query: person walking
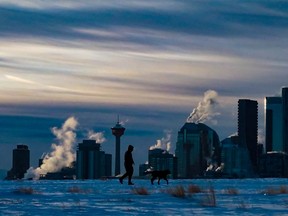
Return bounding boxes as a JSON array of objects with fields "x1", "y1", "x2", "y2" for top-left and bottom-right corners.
[{"x1": 119, "y1": 145, "x2": 134, "y2": 185}]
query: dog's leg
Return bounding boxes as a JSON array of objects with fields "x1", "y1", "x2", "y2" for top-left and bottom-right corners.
[
  {"x1": 164, "y1": 177, "x2": 168, "y2": 184},
  {"x1": 151, "y1": 177, "x2": 155, "y2": 185}
]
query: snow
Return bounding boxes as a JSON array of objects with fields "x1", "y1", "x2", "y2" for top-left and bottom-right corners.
[{"x1": 0, "y1": 178, "x2": 287, "y2": 215}]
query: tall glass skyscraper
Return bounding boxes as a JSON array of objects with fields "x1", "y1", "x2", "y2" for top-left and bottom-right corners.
[
  {"x1": 265, "y1": 97, "x2": 282, "y2": 152},
  {"x1": 76, "y1": 140, "x2": 112, "y2": 179},
  {"x1": 282, "y1": 87, "x2": 288, "y2": 153},
  {"x1": 265, "y1": 87, "x2": 288, "y2": 153},
  {"x1": 175, "y1": 122, "x2": 220, "y2": 178},
  {"x1": 238, "y1": 99, "x2": 258, "y2": 170}
]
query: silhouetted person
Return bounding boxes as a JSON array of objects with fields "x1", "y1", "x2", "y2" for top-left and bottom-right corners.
[{"x1": 119, "y1": 145, "x2": 134, "y2": 185}]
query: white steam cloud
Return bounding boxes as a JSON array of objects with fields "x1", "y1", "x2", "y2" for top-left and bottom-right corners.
[
  {"x1": 228, "y1": 132, "x2": 238, "y2": 138},
  {"x1": 25, "y1": 116, "x2": 78, "y2": 180},
  {"x1": 119, "y1": 118, "x2": 129, "y2": 126},
  {"x1": 149, "y1": 130, "x2": 172, "y2": 152},
  {"x1": 88, "y1": 130, "x2": 106, "y2": 144},
  {"x1": 187, "y1": 90, "x2": 220, "y2": 124}
]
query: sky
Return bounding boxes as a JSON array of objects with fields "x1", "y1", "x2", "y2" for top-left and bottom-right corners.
[{"x1": 1, "y1": 0, "x2": 288, "y2": 174}]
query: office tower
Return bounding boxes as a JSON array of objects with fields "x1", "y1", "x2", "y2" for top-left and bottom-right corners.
[
  {"x1": 175, "y1": 122, "x2": 220, "y2": 178},
  {"x1": 111, "y1": 120, "x2": 125, "y2": 176},
  {"x1": 238, "y1": 99, "x2": 258, "y2": 170},
  {"x1": 282, "y1": 87, "x2": 288, "y2": 153},
  {"x1": 104, "y1": 154, "x2": 112, "y2": 177},
  {"x1": 76, "y1": 140, "x2": 112, "y2": 179},
  {"x1": 265, "y1": 97, "x2": 282, "y2": 152},
  {"x1": 6, "y1": 145, "x2": 30, "y2": 180},
  {"x1": 264, "y1": 87, "x2": 288, "y2": 153},
  {"x1": 148, "y1": 148, "x2": 178, "y2": 179}
]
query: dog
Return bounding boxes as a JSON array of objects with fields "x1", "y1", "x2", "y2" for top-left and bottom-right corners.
[{"x1": 144, "y1": 169, "x2": 171, "y2": 185}]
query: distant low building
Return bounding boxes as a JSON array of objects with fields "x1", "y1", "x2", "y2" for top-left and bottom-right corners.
[
  {"x1": 258, "y1": 152, "x2": 288, "y2": 177},
  {"x1": 39, "y1": 162, "x2": 76, "y2": 180},
  {"x1": 76, "y1": 140, "x2": 112, "y2": 179},
  {"x1": 6, "y1": 145, "x2": 30, "y2": 180}
]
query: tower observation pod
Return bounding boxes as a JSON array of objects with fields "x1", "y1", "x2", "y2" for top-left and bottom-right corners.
[{"x1": 111, "y1": 119, "x2": 125, "y2": 176}]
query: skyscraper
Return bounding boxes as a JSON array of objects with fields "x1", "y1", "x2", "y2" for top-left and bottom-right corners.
[
  {"x1": 238, "y1": 99, "x2": 258, "y2": 170},
  {"x1": 6, "y1": 145, "x2": 30, "y2": 180},
  {"x1": 265, "y1": 97, "x2": 282, "y2": 152},
  {"x1": 76, "y1": 140, "x2": 112, "y2": 179},
  {"x1": 282, "y1": 87, "x2": 288, "y2": 153},
  {"x1": 175, "y1": 122, "x2": 221, "y2": 178},
  {"x1": 264, "y1": 87, "x2": 288, "y2": 153},
  {"x1": 111, "y1": 120, "x2": 125, "y2": 176}
]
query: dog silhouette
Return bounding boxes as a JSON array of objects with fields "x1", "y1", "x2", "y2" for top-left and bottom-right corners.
[{"x1": 144, "y1": 169, "x2": 171, "y2": 185}]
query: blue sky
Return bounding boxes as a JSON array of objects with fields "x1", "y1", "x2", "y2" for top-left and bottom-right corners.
[{"x1": 1, "y1": 1, "x2": 288, "y2": 173}]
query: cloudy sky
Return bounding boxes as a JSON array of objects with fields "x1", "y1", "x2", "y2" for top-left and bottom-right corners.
[{"x1": 1, "y1": 1, "x2": 288, "y2": 174}]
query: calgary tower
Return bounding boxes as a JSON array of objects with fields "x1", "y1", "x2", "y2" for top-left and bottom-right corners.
[{"x1": 111, "y1": 117, "x2": 125, "y2": 176}]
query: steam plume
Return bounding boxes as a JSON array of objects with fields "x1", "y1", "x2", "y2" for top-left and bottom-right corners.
[
  {"x1": 149, "y1": 130, "x2": 172, "y2": 152},
  {"x1": 228, "y1": 132, "x2": 238, "y2": 138},
  {"x1": 88, "y1": 130, "x2": 106, "y2": 144},
  {"x1": 187, "y1": 90, "x2": 219, "y2": 123},
  {"x1": 119, "y1": 119, "x2": 129, "y2": 126},
  {"x1": 25, "y1": 116, "x2": 78, "y2": 180}
]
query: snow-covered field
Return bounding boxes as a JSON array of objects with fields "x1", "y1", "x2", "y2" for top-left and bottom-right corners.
[{"x1": 0, "y1": 178, "x2": 287, "y2": 215}]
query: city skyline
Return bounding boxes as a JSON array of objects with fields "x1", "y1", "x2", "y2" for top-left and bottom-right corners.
[{"x1": 1, "y1": 1, "x2": 288, "y2": 171}]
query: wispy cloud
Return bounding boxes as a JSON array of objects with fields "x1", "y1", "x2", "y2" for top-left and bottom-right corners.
[
  {"x1": 4, "y1": 74, "x2": 83, "y2": 95},
  {"x1": 0, "y1": 0, "x2": 184, "y2": 11},
  {"x1": 5, "y1": 75, "x2": 36, "y2": 85}
]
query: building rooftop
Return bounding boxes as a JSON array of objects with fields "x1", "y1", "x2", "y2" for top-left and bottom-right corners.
[{"x1": 179, "y1": 122, "x2": 216, "y2": 133}]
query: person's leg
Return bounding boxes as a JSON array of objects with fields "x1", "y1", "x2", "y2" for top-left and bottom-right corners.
[
  {"x1": 119, "y1": 168, "x2": 129, "y2": 184},
  {"x1": 119, "y1": 173, "x2": 127, "y2": 184},
  {"x1": 121, "y1": 172, "x2": 128, "y2": 179},
  {"x1": 128, "y1": 166, "x2": 134, "y2": 185},
  {"x1": 128, "y1": 175, "x2": 133, "y2": 185}
]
